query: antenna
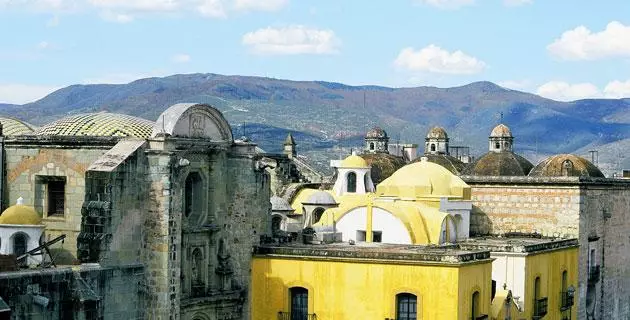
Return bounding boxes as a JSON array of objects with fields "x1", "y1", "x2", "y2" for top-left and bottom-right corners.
[
  {"x1": 500, "y1": 112, "x2": 504, "y2": 123},
  {"x1": 589, "y1": 150, "x2": 599, "y2": 165}
]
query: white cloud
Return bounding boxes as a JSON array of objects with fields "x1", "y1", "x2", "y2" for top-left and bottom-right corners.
[
  {"x1": 603, "y1": 80, "x2": 630, "y2": 99},
  {"x1": 414, "y1": 0, "x2": 474, "y2": 9},
  {"x1": 88, "y1": 0, "x2": 179, "y2": 12},
  {"x1": 503, "y1": 0, "x2": 531, "y2": 6},
  {"x1": 548, "y1": 21, "x2": 630, "y2": 60},
  {"x1": 197, "y1": 0, "x2": 226, "y2": 18},
  {"x1": 99, "y1": 10, "x2": 134, "y2": 22},
  {"x1": 171, "y1": 53, "x2": 191, "y2": 63},
  {"x1": 242, "y1": 26, "x2": 340, "y2": 55},
  {"x1": 0, "y1": 84, "x2": 61, "y2": 104},
  {"x1": 234, "y1": 0, "x2": 287, "y2": 12},
  {"x1": 394, "y1": 44, "x2": 486, "y2": 75},
  {"x1": 536, "y1": 81, "x2": 601, "y2": 101},
  {"x1": 38, "y1": 41, "x2": 50, "y2": 49}
]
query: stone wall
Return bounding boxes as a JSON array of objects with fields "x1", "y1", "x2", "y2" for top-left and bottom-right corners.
[
  {"x1": 0, "y1": 263, "x2": 144, "y2": 320},
  {"x1": 578, "y1": 183, "x2": 630, "y2": 320},
  {"x1": 4, "y1": 137, "x2": 117, "y2": 264}
]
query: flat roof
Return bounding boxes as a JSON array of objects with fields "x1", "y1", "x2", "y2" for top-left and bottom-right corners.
[
  {"x1": 255, "y1": 242, "x2": 491, "y2": 265},
  {"x1": 460, "y1": 236, "x2": 578, "y2": 253}
]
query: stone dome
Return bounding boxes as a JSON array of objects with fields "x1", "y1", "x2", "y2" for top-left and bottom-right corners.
[
  {"x1": 0, "y1": 116, "x2": 35, "y2": 135},
  {"x1": 463, "y1": 152, "x2": 533, "y2": 176},
  {"x1": 365, "y1": 127, "x2": 388, "y2": 139},
  {"x1": 34, "y1": 112, "x2": 154, "y2": 138},
  {"x1": 411, "y1": 154, "x2": 465, "y2": 175},
  {"x1": 0, "y1": 198, "x2": 42, "y2": 225},
  {"x1": 270, "y1": 196, "x2": 294, "y2": 212},
  {"x1": 361, "y1": 153, "x2": 407, "y2": 184},
  {"x1": 304, "y1": 191, "x2": 337, "y2": 205},
  {"x1": 529, "y1": 154, "x2": 604, "y2": 178},
  {"x1": 340, "y1": 153, "x2": 369, "y2": 168},
  {"x1": 490, "y1": 124, "x2": 512, "y2": 138},
  {"x1": 426, "y1": 126, "x2": 448, "y2": 140}
]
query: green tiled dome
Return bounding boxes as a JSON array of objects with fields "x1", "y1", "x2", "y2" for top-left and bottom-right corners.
[
  {"x1": 0, "y1": 116, "x2": 35, "y2": 135},
  {"x1": 34, "y1": 113, "x2": 154, "y2": 138}
]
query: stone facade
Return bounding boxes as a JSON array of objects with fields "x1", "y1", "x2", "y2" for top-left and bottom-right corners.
[
  {"x1": 75, "y1": 104, "x2": 271, "y2": 320},
  {"x1": 0, "y1": 263, "x2": 144, "y2": 320},
  {"x1": 463, "y1": 175, "x2": 630, "y2": 320}
]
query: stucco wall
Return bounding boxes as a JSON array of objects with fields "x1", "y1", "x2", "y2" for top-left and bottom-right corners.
[{"x1": 251, "y1": 256, "x2": 492, "y2": 320}]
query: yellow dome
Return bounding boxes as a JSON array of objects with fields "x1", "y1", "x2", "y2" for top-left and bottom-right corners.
[
  {"x1": 377, "y1": 158, "x2": 470, "y2": 199},
  {"x1": 0, "y1": 204, "x2": 42, "y2": 225},
  {"x1": 340, "y1": 154, "x2": 369, "y2": 168}
]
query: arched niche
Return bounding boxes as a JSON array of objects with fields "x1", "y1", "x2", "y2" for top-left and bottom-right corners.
[{"x1": 151, "y1": 103, "x2": 233, "y2": 142}]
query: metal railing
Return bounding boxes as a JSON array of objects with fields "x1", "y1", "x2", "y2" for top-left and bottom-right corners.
[
  {"x1": 533, "y1": 297, "x2": 548, "y2": 319},
  {"x1": 588, "y1": 265, "x2": 600, "y2": 283},
  {"x1": 560, "y1": 291, "x2": 575, "y2": 310},
  {"x1": 277, "y1": 312, "x2": 317, "y2": 320}
]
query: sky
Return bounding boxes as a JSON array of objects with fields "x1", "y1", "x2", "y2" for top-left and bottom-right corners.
[{"x1": 1, "y1": 0, "x2": 630, "y2": 104}]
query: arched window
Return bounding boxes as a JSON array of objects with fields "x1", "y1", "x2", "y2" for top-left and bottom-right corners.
[
  {"x1": 561, "y1": 270, "x2": 568, "y2": 292},
  {"x1": 312, "y1": 208, "x2": 325, "y2": 224},
  {"x1": 430, "y1": 144, "x2": 436, "y2": 152},
  {"x1": 396, "y1": 293, "x2": 417, "y2": 320},
  {"x1": 562, "y1": 160, "x2": 574, "y2": 176},
  {"x1": 13, "y1": 233, "x2": 27, "y2": 266},
  {"x1": 347, "y1": 172, "x2": 357, "y2": 193},
  {"x1": 495, "y1": 142, "x2": 500, "y2": 149},
  {"x1": 370, "y1": 142, "x2": 375, "y2": 150},
  {"x1": 534, "y1": 276, "x2": 541, "y2": 300},
  {"x1": 471, "y1": 291, "x2": 480, "y2": 318},
  {"x1": 271, "y1": 216, "x2": 283, "y2": 233},
  {"x1": 290, "y1": 287, "x2": 308, "y2": 320},
  {"x1": 185, "y1": 172, "x2": 203, "y2": 218},
  {"x1": 364, "y1": 173, "x2": 370, "y2": 192}
]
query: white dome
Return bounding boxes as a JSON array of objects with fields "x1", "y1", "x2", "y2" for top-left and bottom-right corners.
[{"x1": 304, "y1": 191, "x2": 337, "y2": 205}]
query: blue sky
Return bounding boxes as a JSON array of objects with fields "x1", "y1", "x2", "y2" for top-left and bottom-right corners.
[{"x1": 1, "y1": 0, "x2": 630, "y2": 103}]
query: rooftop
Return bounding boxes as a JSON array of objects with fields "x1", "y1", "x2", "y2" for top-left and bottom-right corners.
[
  {"x1": 254, "y1": 242, "x2": 491, "y2": 265},
  {"x1": 460, "y1": 235, "x2": 578, "y2": 253}
]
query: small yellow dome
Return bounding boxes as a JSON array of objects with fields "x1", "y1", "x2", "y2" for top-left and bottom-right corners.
[
  {"x1": 0, "y1": 201, "x2": 42, "y2": 225},
  {"x1": 340, "y1": 154, "x2": 369, "y2": 168}
]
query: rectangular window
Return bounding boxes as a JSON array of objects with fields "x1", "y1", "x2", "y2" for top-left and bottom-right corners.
[
  {"x1": 47, "y1": 180, "x2": 65, "y2": 216},
  {"x1": 373, "y1": 231, "x2": 382, "y2": 242},
  {"x1": 35, "y1": 176, "x2": 66, "y2": 217}
]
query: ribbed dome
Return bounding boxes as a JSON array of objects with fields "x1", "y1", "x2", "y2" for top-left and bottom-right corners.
[
  {"x1": 361, "y1": 152, "x2": 407, "y2": 184},
  {"x1": 340, "y1": 154, "x2": 369, "y2": 168},
  {"x1": 270, "y1": 196, "x2": 294, "y2": 212},
  {"x1": 304, "y1": 191, "x2": 337, "y2": 205},
  {"x1": 0, "y1": 201, "x2": 42, "y2": 225},
  {"x1": 490, "y1": 124, "x2": 512, "y2": 138},
  {"x1": 377, "y1": 159, "x2": 470, "y2": 199},
  {"x1": 411, "y1": 154, "x2": 465, "y2": 175},
  {"x1": 463, "y1": 152, "x2": 533, "y2": 176},
  {"x1": 34, "y1": 113, "x2": 153, "y2": 137},
  {"x1": 365, "y1": 127, "x2": 388, "y2": 139},
  {"x1": 426, "y1": 126, "x2": 448, "y2": 139},
  {"x1": 529, "y1": 154, "x2": 604, "y2": 178},
  {"x1": 0, "y1": 116, "x2": 35, "y2": 135}
]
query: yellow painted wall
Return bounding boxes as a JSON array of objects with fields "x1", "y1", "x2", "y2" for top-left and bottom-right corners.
[
  {"x1": 523, "y1": 247, "x2": 579, "y2": 320},
  {"x1": 251, "y1": 256, "x2": 492, "y2": 320}
]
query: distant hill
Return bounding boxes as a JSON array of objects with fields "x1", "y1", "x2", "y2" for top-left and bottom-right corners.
[{"x1": 1, "y1": 73, "x2": 628, "y2": 176}]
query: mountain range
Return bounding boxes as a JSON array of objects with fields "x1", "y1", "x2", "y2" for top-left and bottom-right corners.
[{"x1": 1, "y1": 73, "x2": 628, "y2": 176}]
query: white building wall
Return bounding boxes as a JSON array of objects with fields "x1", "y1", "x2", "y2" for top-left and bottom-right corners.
[
  {"x1": 0, "y1": 225, "x2": 44, "y2": 265},
  {"x1": 491, "y1": 253, "x2": 527, "y2": 310},
  {"x1": 335, "y1": 207, "x2": 411, "y2": 244}
]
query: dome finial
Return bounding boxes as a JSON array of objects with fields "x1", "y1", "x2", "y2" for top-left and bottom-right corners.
[{"x1": 17, "y1": 197, "x2": 24, "y2": 205}]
